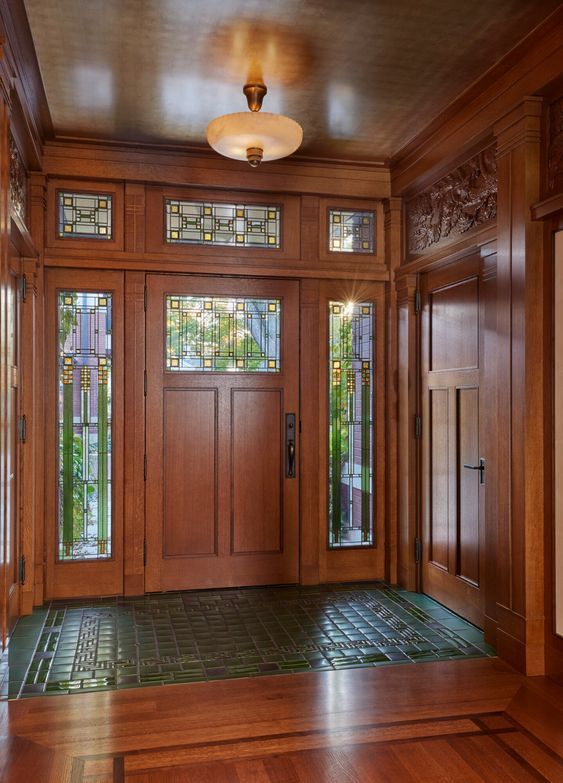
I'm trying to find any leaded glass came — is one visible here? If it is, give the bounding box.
[329,209,375,253]
[58,192,113,239]
[58,292,112,560]
[166,295,281,372]
[165,199,281,248]
[329,301,374,547]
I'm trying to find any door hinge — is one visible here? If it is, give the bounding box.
[144,285,147,311]
[18,555,26,585]
[414,414,422,440]
[143,539,147,566]
[144,369,147,397]
[143,454,147,481]
[414,289,421,314]
[18,273,27,303]
[17,414,26,443]
[415,537,422,564]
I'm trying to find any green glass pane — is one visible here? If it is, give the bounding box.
[166,295,280,372]
[58,192,113,239]
[58,291,112,560]
[165,199,280,248]
[328,209,375,253]
[328,301,374,547]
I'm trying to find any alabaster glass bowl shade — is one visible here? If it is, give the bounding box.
[206,111,303,162]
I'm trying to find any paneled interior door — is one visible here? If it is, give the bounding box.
[145,275,299,591]
[420,255,485,628]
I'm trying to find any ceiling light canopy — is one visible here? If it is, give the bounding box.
[206,83,303,168]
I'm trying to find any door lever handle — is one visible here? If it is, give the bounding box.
[463,457,485,485]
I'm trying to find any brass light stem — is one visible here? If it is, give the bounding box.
[243,83,267,112]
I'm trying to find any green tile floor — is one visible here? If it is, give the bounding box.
[0,582,496,699]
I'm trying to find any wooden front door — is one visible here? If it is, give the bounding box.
[145,275,299,592]
[420,255,485,628]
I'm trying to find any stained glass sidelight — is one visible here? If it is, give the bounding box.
[166,295,281,372]
[328,209,375,253]
[165,199,281,248]
[58,292,112,560]
[58,192,113,239]
[329,301,374,547]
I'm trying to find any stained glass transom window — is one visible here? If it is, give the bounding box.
[165,199,281,248]
[329,301,374,547]
[166,295,281,372]
[329,209,375,253]
[58,192,113,239]
[58,292,112,560]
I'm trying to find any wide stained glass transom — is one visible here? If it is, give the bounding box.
[58,292,112,560]
[166,295,281,372]
[329,209,375,253]
[329,301,374,547]
[58,192,113,239]
[165,199,281,248]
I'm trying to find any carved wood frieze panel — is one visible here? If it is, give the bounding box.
[9,133,27,224]
[547,96,563,194]
[406,145,497,255]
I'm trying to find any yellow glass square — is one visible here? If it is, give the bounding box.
[99,226,107,235]
[98,297,107,306]
[64,296,73,305]
[268,360,276,368]
[332,305,341,314]
[64,197,73,206]
[64,224,72,233]
[363,216,370,224]
[236,209,244,218]
[171,358,179,367]
[204,233,212,241]
[204,358,212,367]
[268,236,276,244]
[268,211,277,220]
[171,204,179,213]
[236,359,244,367]
[236,234,244,243]
[99,200,107,209]
[362,241,369,249]
[204,207,212,215]
[99,357,107,366]
[171,300,179,309]
[362,306,370,315]
[362,361,370,369]
[237,302,245,310]
[268,303,277,312]
[171,230,179,239]
[333,214,341,223]
[333,239,341,248]
[64,357,72,365]
[333,360,341,369]
[204,301,212,310]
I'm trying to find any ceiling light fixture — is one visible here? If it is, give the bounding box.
[206,82,303,168]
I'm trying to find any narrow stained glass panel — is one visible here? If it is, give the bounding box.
[165,199,281,248]
[329,301,374,547]
[166,295,280,372]
[58,192,113,239]
[329,209,375,253]
[58,291,112,560]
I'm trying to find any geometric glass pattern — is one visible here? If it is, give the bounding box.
[329,301,374,547]
[166,295,281,372]
[165,199,281,248]
[58,192,113,239]
[328,209,375,253]
[58,292,112,560]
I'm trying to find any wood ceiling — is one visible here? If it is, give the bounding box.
[23,0,562,163]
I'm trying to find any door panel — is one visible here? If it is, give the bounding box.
[231,389,282,555]
[421,255,485,628]
[163,389,217,557]
[146,275,299,592]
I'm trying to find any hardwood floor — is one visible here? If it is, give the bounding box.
[1,658,563,781]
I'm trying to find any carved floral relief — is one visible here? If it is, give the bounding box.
[406,145,497,255]
[9,133,27,224]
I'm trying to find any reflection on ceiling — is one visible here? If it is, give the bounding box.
[23,0,562,161]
